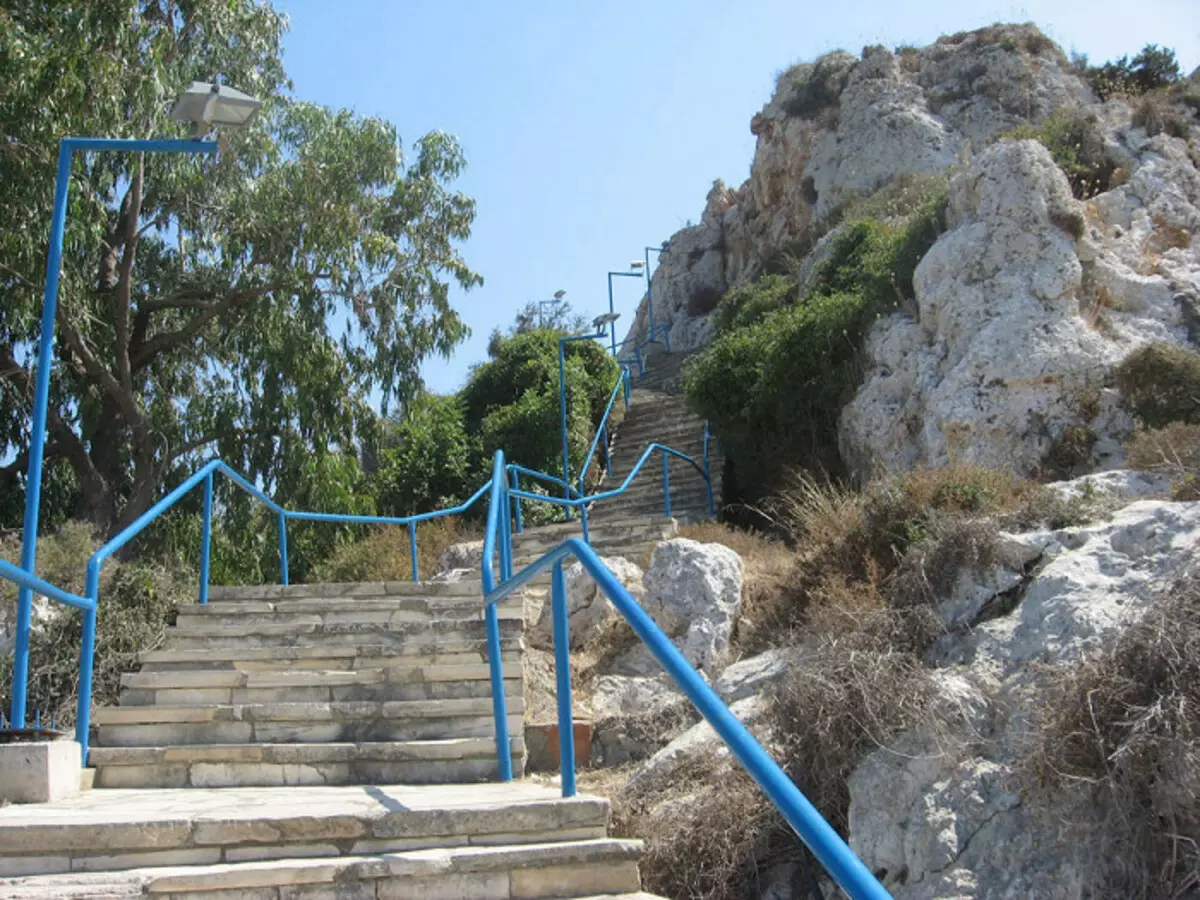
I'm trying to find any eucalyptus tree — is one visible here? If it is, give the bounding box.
[0,0,480,534]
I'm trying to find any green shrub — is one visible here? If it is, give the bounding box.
[779,53,854,119]
[713,273,797,334]
[1003,112,1115,199]
[687,186,947,497]
[375,394,478,517]
[1087,44,1181,101]
[1114,342,1200,428]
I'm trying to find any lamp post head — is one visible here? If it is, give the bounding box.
[630,260,644,270]
[592,312,620,331]
[171,82,264,139]
[553,289,566,300]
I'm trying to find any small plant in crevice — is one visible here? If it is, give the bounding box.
[1001,112,1117,200]
[1114,341,1200,428]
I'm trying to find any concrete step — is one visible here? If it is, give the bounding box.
[94,697,525,747]
[0,781,618,877]
[138,643,522,672]
[162,616,523,652]
[118,662,522,707]
[89,738,528,788]
[207,581,484,602]
[0,838,644,898]
[174,597,523,630]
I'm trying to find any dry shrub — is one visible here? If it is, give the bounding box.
[615,631,945,900]
[1029,576,1200,897]
[1133,93,1191,139]
[0,522,189,728]
[739,466,1070,652]
[310,517,480,583]
[1125,422,1200,499]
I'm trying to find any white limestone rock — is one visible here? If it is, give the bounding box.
[642,539,744,675]
[530,556,642,650]
[713,647,808,704]
[848,500,1200,897]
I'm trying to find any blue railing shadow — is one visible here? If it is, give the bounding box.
[478,448,889,899]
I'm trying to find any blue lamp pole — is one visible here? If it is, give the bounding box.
[606,264,644,357]
[642,245,668,347]
[10,138,219,729]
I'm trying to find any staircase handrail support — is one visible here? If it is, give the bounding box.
[478,448,890,900]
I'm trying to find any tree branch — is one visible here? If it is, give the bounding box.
[131,280,283,370]
[113,153,144,399]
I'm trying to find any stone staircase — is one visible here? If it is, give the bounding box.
[0,578,666,899]
[592,351,723,525]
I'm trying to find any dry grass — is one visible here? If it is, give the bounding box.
[310,517,481,583]
[613,626,946,900]
[1028,574,1200,897]
[1125,422,1200,500]
[736,466,1080,653]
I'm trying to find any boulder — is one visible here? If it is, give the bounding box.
[439,539,484,572]
[848,499,1200,897]
[714,647,808,703]
[642,539,744,675]
[530,556,642,650]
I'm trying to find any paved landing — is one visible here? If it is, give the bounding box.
[0,779,574,828]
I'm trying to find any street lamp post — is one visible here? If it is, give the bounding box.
[606,262,644,357]
[643,246,667,348]
[9,82,262,729]
[538,289,566,329]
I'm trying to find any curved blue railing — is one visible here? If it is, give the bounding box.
[11,458,497,765]
[478,448,889,900]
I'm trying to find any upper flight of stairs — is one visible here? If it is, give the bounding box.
[593,350,723,525]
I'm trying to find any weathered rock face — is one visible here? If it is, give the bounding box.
[846,498,1200,897]
[839,133,1200,479]
[621,23,1200,481]
[621,25,1100,357]
[642,538,744,675]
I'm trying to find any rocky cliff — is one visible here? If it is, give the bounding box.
[624,24,1200,480]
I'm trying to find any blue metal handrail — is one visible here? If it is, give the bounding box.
[506,463,583,535]
[576,367,630,500]
[16,458,495,767]
[507,440,713,544]
[478,449,889,899]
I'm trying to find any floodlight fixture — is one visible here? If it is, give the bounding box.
[629,260,644,269]
[592,312,620,330]
[171,82,263,138]
[553,289,567,299]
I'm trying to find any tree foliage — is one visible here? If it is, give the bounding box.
[0,1,479,536]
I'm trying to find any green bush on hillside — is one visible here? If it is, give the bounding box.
[1086,44,1181,100]
[375,394,479,517]
[1002,112,1116,199]
[1115,342,1200,428]
[685,186,947,495]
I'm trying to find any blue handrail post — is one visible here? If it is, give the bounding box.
[662,451,672,518]
[409,524,419,582]
[11,137,219,729]
[623,368,631,408]
[482,452,514,782]
[580,503,590,545]
[551,559,577,798]
[600,424,610,471]
[277,512,289,586]
[510,469,523,534]
[76,564,101,765]
[199,474,214,605]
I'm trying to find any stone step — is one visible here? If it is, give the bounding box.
[190,593,519,615]
[90,738,528,788]
[138,643,522,672]
[0,781,617,876]
[174,598,523,630]
[0,838,644,898]
[118,663,522,707]
[207,581,484,602]
[163,617,523,651]
[94,697,525,747]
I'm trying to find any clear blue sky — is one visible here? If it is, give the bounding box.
[274,0,1199,396]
